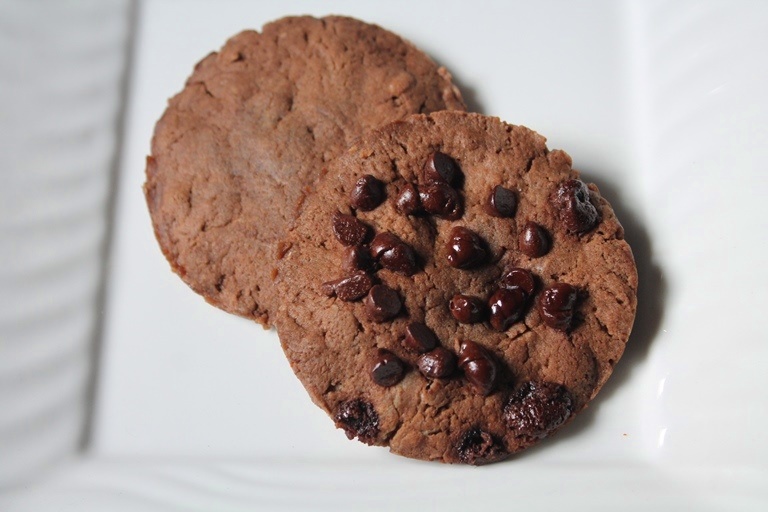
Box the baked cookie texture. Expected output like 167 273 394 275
274 111 637 464
144 16 466 326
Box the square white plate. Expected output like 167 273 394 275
4 0 768 509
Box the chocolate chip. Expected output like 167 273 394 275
423 151 461 185
369 232 418 275
499 267 536 296
554 179 599 234
342 245 375 273
486 185 517 217
334 398 380 445
369 232 401 259
321 272 374 301
449 294 486 324
457 427 506 465
370 349 406 387
364 284 402 322
446 226 487 269
503 381 573 439
458 340 498 396
417 347 456 378
519 221 550 257
331 212 370 246
538 282 578 331
350 174 385 211
395 183 422 215
403 322 438 353
488 287 528 331
419 183 463 220
380 243 418 275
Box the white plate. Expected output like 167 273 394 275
3 0 768 509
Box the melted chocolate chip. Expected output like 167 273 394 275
395 183 422 215
519 221 550 257
486 185 517 217
364 284 402 322
369 232 418 275
334 398 380 445
419 183 463 220
403 322 438 353
503 381 573 439
321 272 374 301
380 244 418 275
370 349 406 387
488 287 528 331
458 340 498 396
554 179 599 234
342 245 375 273
350 174 385 211
538 282 578 331
417 347 456 378
446 226 487 269
369 232 401 259
331 212 370 246
423 151 461 185
499 267 536 296
457 427 506 465
449 294 486 324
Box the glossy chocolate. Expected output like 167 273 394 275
446 226 487 269
538 282 578 331
350 174 385 211
449 294 486 324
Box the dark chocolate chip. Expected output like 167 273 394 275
553 179 599 234
449 294 486 324
503 381 573 439
403 322 438 353
519 221 550 257
486 185 517 217
321 272 374 301
380 243 418 275
446 226 487 269
417 347 457 379
342 245 375 273
369 232 418 275
350 174 385 211
364 284 402 322
369 232 401 259
457 427 506 465
499 267 536 296
423 151 461 185
334 398 380 445
395 183 422 215
458 340 498 396
370 349 406 387
488 287 528 331
331 212 370 246
538 282 578 331
419 183 463 220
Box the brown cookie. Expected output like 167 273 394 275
144 16 465 326
274 111 637 464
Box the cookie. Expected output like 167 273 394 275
144 16 465 326
274 111 637 464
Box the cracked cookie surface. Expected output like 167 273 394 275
274 111 637 463
144 16 465 326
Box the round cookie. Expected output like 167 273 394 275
144 16 465 326
274 111 637 464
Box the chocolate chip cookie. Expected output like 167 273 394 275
144 16 465 326
274 111 637 464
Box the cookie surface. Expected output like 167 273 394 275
144 16 465 326
275 111 637 464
